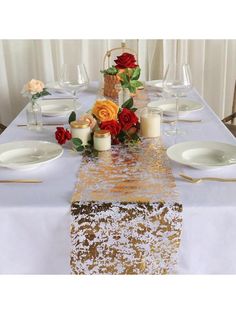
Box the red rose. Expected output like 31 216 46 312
100 120 121 136
114 53 138 69
118 108 138 131
55 127 72 145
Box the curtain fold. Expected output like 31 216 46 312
0 39 236 125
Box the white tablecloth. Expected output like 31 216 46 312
0 82 236 274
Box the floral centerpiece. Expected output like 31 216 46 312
101 52 143 98
55 97 140 152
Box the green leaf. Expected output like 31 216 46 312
128 85 136 94
131 133 140 141
118 72 129 85
32 93 40 100
69 111 76 124
87 136 94 146
117 130 126 143
72 138 83 146
41 89 51 96
76 146 84 152
130 80 143 88
122 97 133 109
131 67 141 80
131 107 138 112
136 81 143 88
101 66 118 75
119 130 126 137
121 82 129 88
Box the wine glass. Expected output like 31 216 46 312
59 63 89 114
163 63 192 135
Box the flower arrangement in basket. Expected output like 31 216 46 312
55 96 140 152
101 51 143 98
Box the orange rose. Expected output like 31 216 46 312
92 99 119 122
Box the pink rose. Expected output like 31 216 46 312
78 113 96 130
24 79 45 95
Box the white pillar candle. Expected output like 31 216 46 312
140 113 161 138
70 121 91 145
94 130 111 151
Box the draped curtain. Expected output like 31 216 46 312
0 39 236 125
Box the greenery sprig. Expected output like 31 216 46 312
100 66 118 75
117 67 143 93
31 88 51 101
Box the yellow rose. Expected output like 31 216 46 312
92 99 119 122
24 79 45 94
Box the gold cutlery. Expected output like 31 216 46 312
179 173 236 183
163 119 202 123
17 123 64 127
0 179 42 183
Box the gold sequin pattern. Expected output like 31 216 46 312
71 139 183 274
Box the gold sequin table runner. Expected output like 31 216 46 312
71 139 183 274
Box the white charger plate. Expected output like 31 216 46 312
37 99 75 117
167 141 236 169
145 80 163 91
0 141 63 170
147 99 204 116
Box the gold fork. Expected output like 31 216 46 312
0 179 42 183
179 173 236 183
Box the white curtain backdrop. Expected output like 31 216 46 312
0 39 236 125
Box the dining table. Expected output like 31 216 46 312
0 81 236 274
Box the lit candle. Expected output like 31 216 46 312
140 109 161 138
93 130 111 151
70 120 91 145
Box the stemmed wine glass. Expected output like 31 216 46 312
163 63 192 135
59 63 89 114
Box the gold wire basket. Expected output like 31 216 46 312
103 43 138 98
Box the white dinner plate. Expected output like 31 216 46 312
167 141 236 169
37 99 75 117
147 99 204 116
0 141 63 170
145 80 163 91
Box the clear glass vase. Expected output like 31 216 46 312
116 85 131 107
26 99 43 131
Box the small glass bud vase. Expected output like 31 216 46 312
26 99 43 131
116 84 131 107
